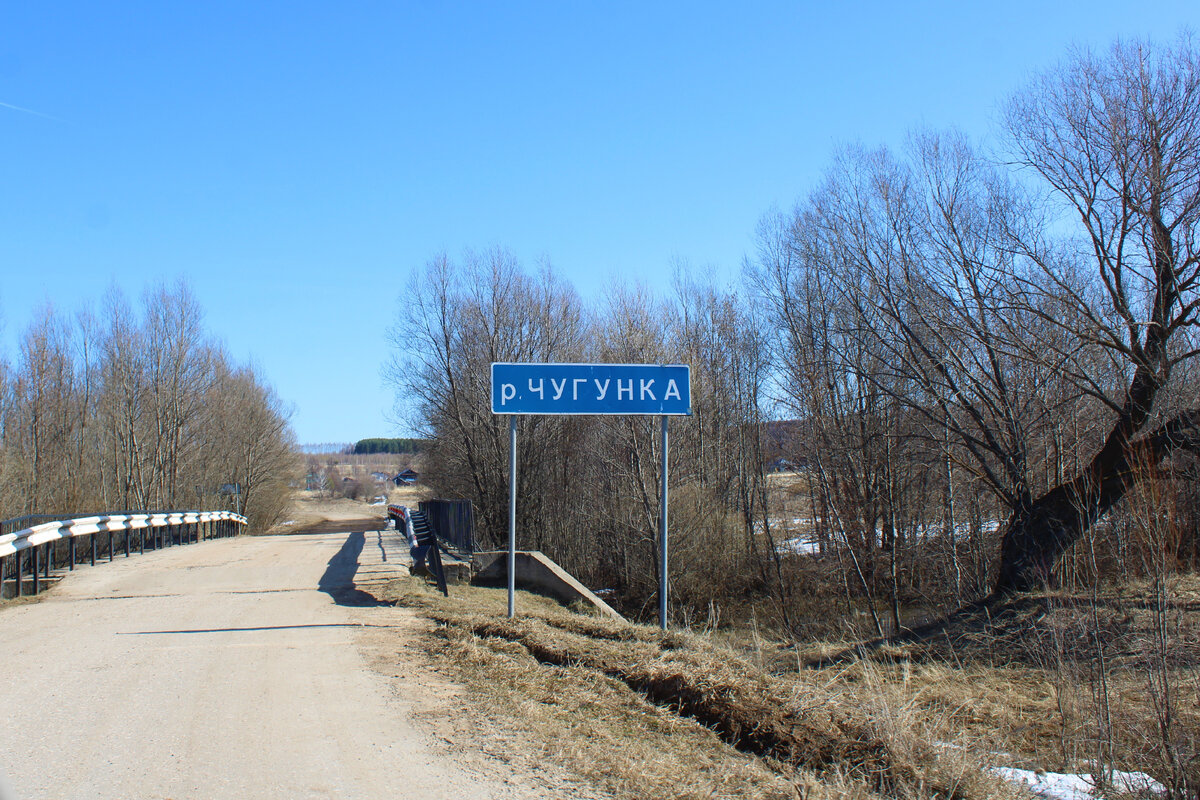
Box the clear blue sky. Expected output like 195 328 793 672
2 2 1197 443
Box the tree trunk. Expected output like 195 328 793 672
993 408 1200 595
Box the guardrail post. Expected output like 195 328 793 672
69 537 76 570
14 549 22 597
32 546 39 594
44 542 51 578
125 531 130 557
108 531 114 561
90 533 96 566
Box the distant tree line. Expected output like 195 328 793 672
352 437 427 455
0 282 298 532
390 36 1200 631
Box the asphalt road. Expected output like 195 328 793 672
0 530 537 800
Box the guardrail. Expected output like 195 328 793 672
417 499 474 556
385 505 448 596
0 510 247 599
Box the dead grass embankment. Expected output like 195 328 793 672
378 577 1018 800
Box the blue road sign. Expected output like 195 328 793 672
491 363 691 415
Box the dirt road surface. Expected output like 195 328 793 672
0 530 588 800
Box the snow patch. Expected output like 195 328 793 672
988 767 1165 800
778 536 821 555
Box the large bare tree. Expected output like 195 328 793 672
757 37 1200 598
995 36 1200 593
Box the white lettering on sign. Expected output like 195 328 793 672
573 378 587 399
595 378 610 400
551 377 567 400
501 383 516 405
617 379 633 400
664 379 681 401
639 379 656 400
528 378 544 399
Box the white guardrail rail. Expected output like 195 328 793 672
0 511 247 598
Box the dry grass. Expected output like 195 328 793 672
789 579 1200 793
387 483 432 507
378 577 1020 800
0 590 48 609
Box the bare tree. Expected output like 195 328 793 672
0 282 297 529
387 249 586 550
754 36 1200 600
995 36 1200 593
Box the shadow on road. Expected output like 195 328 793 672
119 623 394 634
319 531 392 607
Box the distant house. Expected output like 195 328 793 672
369 471 391 483
393 469 419 486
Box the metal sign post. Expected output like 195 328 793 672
492 363 690 626
659 416 669 630
508 415 517 618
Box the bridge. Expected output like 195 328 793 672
0 514 565 799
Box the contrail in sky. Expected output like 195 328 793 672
0 99 61 121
